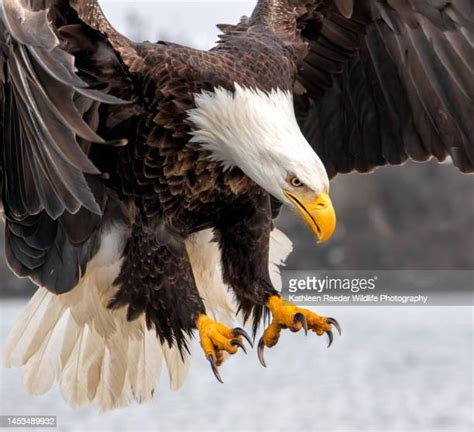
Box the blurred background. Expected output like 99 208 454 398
0 1 473 431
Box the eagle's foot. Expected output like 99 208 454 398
196 314 253 383
257 296 341 367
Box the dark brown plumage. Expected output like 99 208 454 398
1 0 473 354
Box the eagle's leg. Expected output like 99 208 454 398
110 219 250 381
257 294 341 367
218 192 279 332
196 314 253 382
218 193 341 365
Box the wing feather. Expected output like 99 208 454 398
0 0 139 294
291 0 474 176
1 0 131 219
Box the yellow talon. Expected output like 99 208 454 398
258 296 341 367
197 314 237 358
196 314 252 383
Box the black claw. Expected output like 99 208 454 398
257 337 267 368
327 317 342 335
207 355 224 384
326 330 334 348
294 313 308 335
233 327 253 348
230 339 247 354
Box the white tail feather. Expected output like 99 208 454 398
93 331 130 411
162 342 191 391
2 225 189 410
23 311 78 395
127 328 163 403
2 290 65 367
2 226 292 410
60 324 105 407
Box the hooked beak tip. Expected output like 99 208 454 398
284 191 336 243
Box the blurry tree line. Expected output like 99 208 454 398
280 160 474 271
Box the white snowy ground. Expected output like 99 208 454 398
0 301 472 432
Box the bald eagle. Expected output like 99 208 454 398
1 0 472 410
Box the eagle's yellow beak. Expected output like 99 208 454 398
284 191 336 243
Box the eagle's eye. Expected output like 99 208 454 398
289 176 303 188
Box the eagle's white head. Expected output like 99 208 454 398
188 84 336 242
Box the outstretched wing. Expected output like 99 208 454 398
0 0 141 292
0 3 195 409
293 0 474 178
0 0 137 218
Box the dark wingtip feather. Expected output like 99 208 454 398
296 0 474 176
